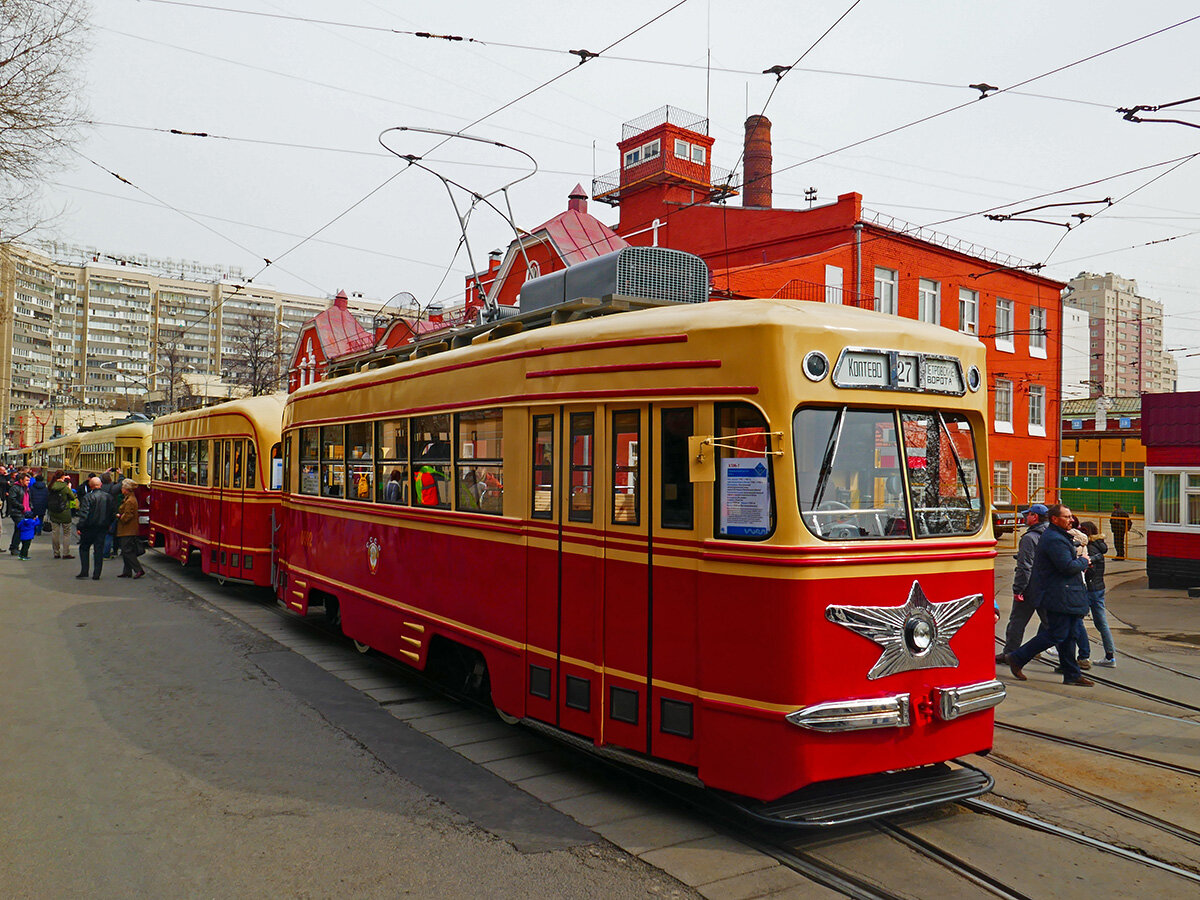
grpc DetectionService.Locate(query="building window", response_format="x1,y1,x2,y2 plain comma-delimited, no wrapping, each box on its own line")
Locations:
1029,306,1047,357
1061,461,1076,479
995,298,1014,352
918,278,940,324
1028,463,1046,503
825,265,843,304
959,288,978,335
874,267,897,315
993,460,1012,505
1077,461,1098,477
1153,472,1180,525
691,144,706,164
1101,462,1122,478
994,379,1013,433
1125,461,1145,478
674,138,689,158
1028,384,1045,436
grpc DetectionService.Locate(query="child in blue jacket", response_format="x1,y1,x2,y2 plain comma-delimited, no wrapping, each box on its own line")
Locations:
16,514,39,560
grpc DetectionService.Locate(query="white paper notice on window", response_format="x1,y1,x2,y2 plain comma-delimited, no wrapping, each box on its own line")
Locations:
271,458,284,491
720,459,771,537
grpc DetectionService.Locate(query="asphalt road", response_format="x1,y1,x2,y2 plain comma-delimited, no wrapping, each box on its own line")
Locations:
0,548,694,899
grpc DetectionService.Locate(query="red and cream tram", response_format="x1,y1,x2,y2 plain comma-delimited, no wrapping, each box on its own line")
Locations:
150,395,284,586
78,422,153,538
270,255,1003,823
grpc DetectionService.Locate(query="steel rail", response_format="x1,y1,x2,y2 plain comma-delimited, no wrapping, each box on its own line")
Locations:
963,799,1200,886
984,755,1200,848
996,722,1200,778
874,821,1037,900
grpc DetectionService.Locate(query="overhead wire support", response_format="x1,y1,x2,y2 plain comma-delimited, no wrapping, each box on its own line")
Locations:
985,198,1114,229
1117,94,1200,129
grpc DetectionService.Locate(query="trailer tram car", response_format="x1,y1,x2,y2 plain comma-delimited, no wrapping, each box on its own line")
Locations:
150,395,285,586
77,423,153,538
276,249,1004,824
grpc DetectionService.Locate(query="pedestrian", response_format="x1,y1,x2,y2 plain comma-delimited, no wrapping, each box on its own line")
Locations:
100,472,122,559
1079,521,1117,666
27,472,48,530
75,475,112,580
46,470,76,559
1006,504,1095,687
115,481,145,579
7,471,30,555
1109,502,1132,559
996,503,1049,664
16,512,39,560
0,465,10,517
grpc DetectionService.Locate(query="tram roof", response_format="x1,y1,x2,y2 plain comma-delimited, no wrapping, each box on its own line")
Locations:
295,298,986,406
78,421,152,446
152,393,286,443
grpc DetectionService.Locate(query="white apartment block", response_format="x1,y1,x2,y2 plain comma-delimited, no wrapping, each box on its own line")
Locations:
1064,272,1178,397
1,242,380,449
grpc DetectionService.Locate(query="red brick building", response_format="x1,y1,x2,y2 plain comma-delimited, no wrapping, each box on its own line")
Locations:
593,106,1065,506
286,290,374,392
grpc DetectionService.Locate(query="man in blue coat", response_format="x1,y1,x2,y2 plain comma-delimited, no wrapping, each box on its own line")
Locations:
1006,504,1095,687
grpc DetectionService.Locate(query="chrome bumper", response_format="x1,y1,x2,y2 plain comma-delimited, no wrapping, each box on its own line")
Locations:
786,679,1006,733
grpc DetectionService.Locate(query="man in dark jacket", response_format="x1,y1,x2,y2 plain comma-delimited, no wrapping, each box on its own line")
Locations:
1007,504,1094,686
76,476,112,579
996,504,1049,663
7,472,30,554
1109,503,1132,559
27,474,48,522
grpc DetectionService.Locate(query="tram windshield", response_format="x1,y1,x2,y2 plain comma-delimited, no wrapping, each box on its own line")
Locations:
795,407,983,540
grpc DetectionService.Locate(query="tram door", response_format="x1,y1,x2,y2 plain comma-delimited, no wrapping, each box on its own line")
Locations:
214,438,246,579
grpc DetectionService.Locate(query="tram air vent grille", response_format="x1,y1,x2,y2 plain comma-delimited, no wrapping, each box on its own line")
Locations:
615,246,709,305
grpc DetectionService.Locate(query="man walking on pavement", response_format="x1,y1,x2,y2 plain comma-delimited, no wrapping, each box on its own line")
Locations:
7,472,30,555
1007,503,1095,687
1109,502,1132,559
76,476,112,580
997,503,1049,664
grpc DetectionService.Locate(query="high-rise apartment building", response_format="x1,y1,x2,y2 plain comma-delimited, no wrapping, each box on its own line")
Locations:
1064,272,1178,397
0,241,378,448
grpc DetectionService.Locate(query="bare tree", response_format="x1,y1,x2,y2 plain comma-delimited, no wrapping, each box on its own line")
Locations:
154,323,190,412
224,309,285,396
0,0,90,236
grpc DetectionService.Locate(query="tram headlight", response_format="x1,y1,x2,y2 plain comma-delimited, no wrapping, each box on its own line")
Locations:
803,350,829,382
904,615,936,656
966,365,981,392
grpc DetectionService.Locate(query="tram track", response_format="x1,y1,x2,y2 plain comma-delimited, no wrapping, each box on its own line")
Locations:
165,562,1198,898
995,721,1200,779
981,754,1200,849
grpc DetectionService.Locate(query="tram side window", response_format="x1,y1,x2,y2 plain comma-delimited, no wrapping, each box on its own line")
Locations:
715,404,775,540
298,427,320,496
320,426,344,497
456,408,503,515
569,413,594,523
531,415,554,519
152,445,160,481
795,407,906,541
213,441,224,489
232,440,244,489
173,442,184,482
611,410,640,525
188,441,199,485
411,414,451,509
376,419,409,505
346,421,372,501
246,441,257,490
901,411,982,536
281,436,291,493
198,440,209,487
661,407,695,530
270,442,282,491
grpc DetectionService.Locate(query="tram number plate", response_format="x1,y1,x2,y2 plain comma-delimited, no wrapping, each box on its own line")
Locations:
894,354,919,389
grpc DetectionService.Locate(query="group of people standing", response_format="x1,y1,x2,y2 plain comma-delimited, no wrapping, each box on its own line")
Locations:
998,502,1118,687
1,465,145,579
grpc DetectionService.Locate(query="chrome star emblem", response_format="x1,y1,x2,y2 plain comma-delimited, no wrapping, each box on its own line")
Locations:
826,581,983,680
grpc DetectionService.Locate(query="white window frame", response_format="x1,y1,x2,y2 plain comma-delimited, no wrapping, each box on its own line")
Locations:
874,267,898,315
1145,469,1200,529
691,144,706,164
1029,306,1047,358
825,265,843,304
959,288,979,335
995,298,1015,353
623,147,642,168
674,138,689,159
918,278,940,325
994,378,1013,433
993,460,1012,505
642,139,660,160
1027,463,1046,504
1027,384,1046,437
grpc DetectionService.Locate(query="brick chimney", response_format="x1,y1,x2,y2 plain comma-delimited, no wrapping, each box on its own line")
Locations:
743,115,772,208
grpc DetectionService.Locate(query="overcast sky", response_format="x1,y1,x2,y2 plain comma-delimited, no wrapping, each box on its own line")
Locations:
40,1,1200,387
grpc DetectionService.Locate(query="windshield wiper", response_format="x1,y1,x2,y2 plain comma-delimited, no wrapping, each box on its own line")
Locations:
811,407,846,508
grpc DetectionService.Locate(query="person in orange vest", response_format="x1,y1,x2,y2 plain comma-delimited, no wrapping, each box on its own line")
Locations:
413,465,442,506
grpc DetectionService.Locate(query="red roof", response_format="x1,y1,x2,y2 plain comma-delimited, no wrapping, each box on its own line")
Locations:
1143,391,1200,447
312,290,374,359
528,184,627,267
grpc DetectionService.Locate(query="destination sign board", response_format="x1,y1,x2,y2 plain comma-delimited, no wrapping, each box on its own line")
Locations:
832,348,966,396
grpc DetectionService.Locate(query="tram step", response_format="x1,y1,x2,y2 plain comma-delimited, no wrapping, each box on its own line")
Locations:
733,762,993,828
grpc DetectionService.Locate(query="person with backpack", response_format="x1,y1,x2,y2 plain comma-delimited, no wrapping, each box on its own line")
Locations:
7,472,30,555
76,476,112,579
46,470,76,559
